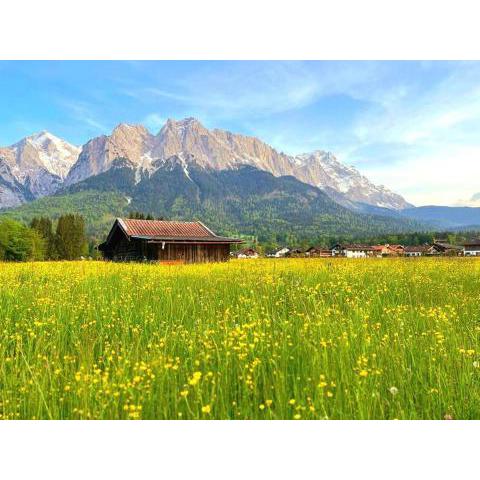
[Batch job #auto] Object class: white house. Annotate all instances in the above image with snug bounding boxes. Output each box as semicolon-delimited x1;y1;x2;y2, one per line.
404;245;428;257
235;248;259;259
463;240;480;256
331;244;375;258
267;247;290;258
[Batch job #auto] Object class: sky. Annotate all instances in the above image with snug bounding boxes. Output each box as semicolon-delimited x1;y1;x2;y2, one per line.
1;60;479;207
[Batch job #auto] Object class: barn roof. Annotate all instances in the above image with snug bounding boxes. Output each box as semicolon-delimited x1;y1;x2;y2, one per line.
101;218;243;247
120;218;214;238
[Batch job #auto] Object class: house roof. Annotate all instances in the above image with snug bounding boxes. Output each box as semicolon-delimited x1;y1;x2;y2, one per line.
404;245;429;252
338;244;376;251
101;218;243;248
120;218;214;238
433;242;463;251
464;239;480;247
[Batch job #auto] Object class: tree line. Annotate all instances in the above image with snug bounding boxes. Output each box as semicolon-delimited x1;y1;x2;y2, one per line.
0;214;87;261
1;209;478;261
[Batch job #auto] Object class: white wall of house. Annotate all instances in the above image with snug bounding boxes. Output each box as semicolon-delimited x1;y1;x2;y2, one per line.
345;250;367;258
464;248;480;256
237;253;259;259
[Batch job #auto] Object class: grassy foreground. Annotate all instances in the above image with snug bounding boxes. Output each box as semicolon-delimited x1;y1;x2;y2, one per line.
0;258;479;420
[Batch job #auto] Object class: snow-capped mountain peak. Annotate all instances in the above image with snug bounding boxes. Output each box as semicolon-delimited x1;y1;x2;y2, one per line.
291;150;411;209
17;131;81;179
0;131;81;207
1;119;412;211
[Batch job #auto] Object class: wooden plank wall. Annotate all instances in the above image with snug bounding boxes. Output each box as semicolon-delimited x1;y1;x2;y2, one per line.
155;243;230;263
109;239;230;263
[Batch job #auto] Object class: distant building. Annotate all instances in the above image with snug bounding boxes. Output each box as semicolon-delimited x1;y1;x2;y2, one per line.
430;241;463;256
371;244;405;257
266;247;290;258
371;245;389;257
234;247;259;259
387;244;405;256
287;247;304;257
98;218;243;263
404;245;429;257
463;239;480;256
305;246;333;257
331;244;376;258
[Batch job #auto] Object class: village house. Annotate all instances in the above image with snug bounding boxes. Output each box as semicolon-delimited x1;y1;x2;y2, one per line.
404;245;429;257
370;244;405;257
234;247;259;259
305;246;333;257
98;218;243;263
286;247;304;257
386;244;405;256
266;247;290;258
331;244;376;258
463;239;480;256
371;245;389;257
429;241;464;256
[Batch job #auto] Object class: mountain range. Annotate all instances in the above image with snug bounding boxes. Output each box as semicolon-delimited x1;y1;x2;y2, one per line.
1;118;411;210
1;118;479;238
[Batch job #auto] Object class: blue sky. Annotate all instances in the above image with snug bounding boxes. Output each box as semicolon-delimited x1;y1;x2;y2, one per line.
1;60;480;206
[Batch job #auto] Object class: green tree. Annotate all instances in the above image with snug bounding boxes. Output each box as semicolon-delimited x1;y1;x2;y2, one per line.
30;216;57;259
55;214;87;260
0;218;45;261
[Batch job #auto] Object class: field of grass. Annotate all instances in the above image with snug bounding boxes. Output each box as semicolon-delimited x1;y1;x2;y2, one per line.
0;258;479;420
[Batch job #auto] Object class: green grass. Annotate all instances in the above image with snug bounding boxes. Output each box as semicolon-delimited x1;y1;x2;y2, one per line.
0;258;479;419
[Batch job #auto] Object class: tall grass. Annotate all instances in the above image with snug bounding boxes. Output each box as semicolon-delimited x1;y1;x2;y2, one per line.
0;258;479;419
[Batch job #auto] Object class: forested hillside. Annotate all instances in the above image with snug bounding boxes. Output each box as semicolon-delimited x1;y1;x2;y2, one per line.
2;160;425;245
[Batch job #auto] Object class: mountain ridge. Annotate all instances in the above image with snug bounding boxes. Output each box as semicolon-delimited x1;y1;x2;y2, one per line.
1;118;412;211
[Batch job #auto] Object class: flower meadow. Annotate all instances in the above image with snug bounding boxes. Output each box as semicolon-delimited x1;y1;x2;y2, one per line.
0;258;479;420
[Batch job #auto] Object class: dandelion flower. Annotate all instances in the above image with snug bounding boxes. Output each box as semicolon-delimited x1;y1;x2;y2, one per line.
201;405;211;414
389;386;399;396
188;371;202;386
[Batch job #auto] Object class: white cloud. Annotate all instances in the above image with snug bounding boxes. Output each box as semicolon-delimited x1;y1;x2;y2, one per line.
361;145;480;206
143;113;166;132
58;99;108;133
339;63;480;204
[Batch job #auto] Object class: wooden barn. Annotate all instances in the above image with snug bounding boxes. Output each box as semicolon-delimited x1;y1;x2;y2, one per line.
98;218;243;263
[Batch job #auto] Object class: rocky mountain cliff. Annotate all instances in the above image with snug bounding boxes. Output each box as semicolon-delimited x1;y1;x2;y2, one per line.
0;131;80;207
64;118;411;209
1;118;411;210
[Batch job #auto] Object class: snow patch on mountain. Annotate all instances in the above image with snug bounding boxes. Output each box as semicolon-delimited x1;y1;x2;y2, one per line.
0;131;80;206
